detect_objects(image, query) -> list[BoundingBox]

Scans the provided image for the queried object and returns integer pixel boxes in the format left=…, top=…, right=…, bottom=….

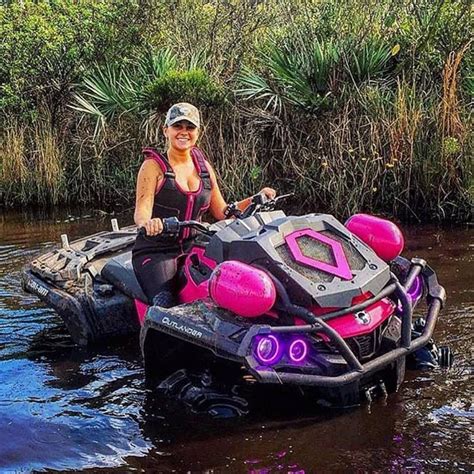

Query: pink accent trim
left=182, top=194, right=194, bottom=240
left=154, top=176, right=165, bottom=195
left=143, top=148, right=168, bottom=195
left=345, top=213, right=404, bottom=262
left=191, top=147, right=207, bottom=173
left=285, top=229, right=352, bottom=280
left=265, top=309, right=279, bottom=319
left=209, top=261, right=276, bottom=317
left=174, top=149, right=204, bottom=195
left=180, top=280, right=209, bottom=304
left=144, top=147, right=203, bottom=195
left=143, top=148, right=167, bottom=174
left=198, top=154, right=214, bottom=190
left=141, top=257, right=152, bottom=266
left=179, top=247, right=217, bottom=303
left=325, top=298, right=395, bottom=338
left=134, top=299, right=149, bottom=326
left=173, top=175, right=203, bottom=195
left=191, top=246, right=217, bottom=269
left=198, top=203, right=210, bottom=217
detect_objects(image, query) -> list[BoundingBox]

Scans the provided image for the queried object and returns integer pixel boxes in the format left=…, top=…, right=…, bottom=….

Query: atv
left=22, top=194, right=449, bottom=404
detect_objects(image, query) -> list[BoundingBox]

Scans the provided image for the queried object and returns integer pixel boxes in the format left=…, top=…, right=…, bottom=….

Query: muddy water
left=0, top=209, right=472, bottom=472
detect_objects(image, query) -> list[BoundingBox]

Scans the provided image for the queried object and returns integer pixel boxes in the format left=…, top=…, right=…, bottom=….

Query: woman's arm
left=207, top=163, right=228, bottom=220
left=235, top=187, right=276, bottom=212
left=134, top=159, right=164, bottom=236
left=206, top=161, right=276, bottom=220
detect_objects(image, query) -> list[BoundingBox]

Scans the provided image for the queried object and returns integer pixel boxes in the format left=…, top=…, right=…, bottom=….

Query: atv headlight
left=407, top=275, right=423, bottom=306
left=253, top=335, right=312, bottom=366
left=288, top=338, right=309, bottom=363
left=254, top=335, right=282, bottom=365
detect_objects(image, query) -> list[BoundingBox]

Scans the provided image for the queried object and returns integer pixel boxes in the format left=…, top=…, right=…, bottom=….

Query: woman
left=132, top=102, right=276, bottom=306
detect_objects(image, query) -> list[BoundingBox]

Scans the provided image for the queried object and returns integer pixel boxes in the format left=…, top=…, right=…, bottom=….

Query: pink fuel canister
left=209, top=261, right=276, bottom=317
left=345, top=213, right=404, bottom=262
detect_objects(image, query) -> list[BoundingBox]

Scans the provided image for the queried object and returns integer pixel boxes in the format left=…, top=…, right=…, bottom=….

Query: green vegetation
left=1, top=0, right=472, bottom=222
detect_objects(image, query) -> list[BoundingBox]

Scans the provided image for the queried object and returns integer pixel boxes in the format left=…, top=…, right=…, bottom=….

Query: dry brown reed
left=436, top=40, right=473, bottom=217
left=387, top=80, right=424, bottom=217
left=0, top=121, right=29, bottom=205
left=0, top=116, right=65, bottom=206
left=390, top=80, right=422, bottom=167
left=201, top=102, right=395, bottom=220
left=33, top=116, right=64, bottom=205
left=440, top=40, right=472, bottom=142
left=1, top=121, right=28, bottom=183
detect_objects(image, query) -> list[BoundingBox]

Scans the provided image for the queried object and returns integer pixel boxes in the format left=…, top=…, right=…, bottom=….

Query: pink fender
left=209, top=261, right=276, bottom=318
left=345, top=213, right=404, bottom=262
left=134, top=299, right=149, bottom=326
left=179, top=247, right=217, bottom=303
left=325, top=298, right=395, bottom=338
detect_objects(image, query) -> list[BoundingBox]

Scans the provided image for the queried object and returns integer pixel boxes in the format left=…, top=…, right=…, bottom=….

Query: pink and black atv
left=22, top=194, right=450, bottom=404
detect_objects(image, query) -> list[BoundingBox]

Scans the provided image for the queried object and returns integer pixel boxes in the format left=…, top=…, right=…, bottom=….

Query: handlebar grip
left=138, top=217, right=180, bottom=237
left=162, top=217, right=180, bottom=235
left=253, top=192, right=267, bottom=205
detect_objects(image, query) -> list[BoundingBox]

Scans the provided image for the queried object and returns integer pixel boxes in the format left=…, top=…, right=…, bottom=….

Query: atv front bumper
left=142, top=259, right=445, bottom=389
left=240, top=259, right=445, bottom=387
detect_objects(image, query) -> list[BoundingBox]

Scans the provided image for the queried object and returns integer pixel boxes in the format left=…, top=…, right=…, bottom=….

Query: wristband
left=224, top=202, right=242, bottom=218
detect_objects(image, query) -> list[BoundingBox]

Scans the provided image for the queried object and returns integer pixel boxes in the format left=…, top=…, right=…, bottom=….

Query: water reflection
left=0, top=209, right=472, bottom=471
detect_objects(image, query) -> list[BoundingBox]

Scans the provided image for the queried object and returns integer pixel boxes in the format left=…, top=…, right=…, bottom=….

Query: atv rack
left=29, top=220, right=137, bottom=282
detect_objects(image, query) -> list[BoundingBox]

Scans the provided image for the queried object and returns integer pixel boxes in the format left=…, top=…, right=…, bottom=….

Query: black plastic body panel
left=22, top=269, right=139, bottom=345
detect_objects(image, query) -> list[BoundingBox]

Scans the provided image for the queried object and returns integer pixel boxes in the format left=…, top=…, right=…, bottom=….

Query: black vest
left=133, top=147, right=212, bottom=255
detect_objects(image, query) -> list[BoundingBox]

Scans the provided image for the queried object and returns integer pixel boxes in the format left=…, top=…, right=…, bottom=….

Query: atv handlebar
left=138, top=217, right=214, bottom=237
left=240, top=192, right=293, bottom=219
left=138, top=192, right=293, bottom=237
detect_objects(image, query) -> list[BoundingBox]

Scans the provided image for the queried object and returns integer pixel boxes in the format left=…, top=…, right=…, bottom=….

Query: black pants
left=132, top=240, right=193, bottom=304
left=132, top=249, right=179, bottom=303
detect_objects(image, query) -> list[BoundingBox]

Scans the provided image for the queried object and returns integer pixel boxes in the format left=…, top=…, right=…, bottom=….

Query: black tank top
left=133, top=147, right=212, bottom=255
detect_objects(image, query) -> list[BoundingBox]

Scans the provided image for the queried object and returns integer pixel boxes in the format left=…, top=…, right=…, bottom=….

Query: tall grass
left=1, top=117, right=64, bottom=205
left=436, top=40, right=473, bottom=218
left=0, top=121, right=29, bottom=204
left=33, top=116, right=64, bottom=205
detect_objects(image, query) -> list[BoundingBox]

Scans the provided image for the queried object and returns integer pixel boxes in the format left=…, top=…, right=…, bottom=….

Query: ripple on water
left=429, top=399, right=474, bottom=424
left=0, top=353, right=149, bottom=471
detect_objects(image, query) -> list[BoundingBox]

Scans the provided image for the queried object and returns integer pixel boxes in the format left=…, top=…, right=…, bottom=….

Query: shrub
left=0, top=0, right=150, bottom=120
left=236, top=36, right=399, bottom=115
left=144, top=69, right=226, bottom=112
left=71, top=50, right=225, bottom=139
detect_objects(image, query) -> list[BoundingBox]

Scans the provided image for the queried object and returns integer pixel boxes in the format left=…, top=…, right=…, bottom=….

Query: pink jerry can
left=345, top=213, right=404, bottom=262
left=209, top=260, right=276, bottom=317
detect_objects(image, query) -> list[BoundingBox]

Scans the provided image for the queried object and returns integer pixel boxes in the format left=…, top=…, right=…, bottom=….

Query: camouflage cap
left=165, top=103, right=200, bottom=128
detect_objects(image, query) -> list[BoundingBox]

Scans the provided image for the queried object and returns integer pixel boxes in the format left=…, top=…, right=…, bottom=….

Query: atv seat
left=101, top=252, right=148, bottom=303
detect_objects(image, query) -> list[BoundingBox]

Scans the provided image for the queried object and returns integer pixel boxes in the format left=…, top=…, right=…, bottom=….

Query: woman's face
left=164, top=120, right=199, bottom=152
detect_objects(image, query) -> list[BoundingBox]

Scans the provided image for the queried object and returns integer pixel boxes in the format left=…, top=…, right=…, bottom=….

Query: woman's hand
left=142, top=218, right=163, bottom=236
left=258, top=187, right=277, bottom=200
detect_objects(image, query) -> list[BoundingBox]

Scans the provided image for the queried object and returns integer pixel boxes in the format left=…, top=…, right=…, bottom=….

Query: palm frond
left=265, top=43, right=313, bottom=107
left=310, top=39, right=340, bottom=92
left=347, top=40, right=393, bottom=81
left=137, top=48, right=177, bottom=82
left=188, top=49, right=210, bottom=71
left=236, top=66, right=283, bottom=113
left=265, top=39, right=333, bottom=111
left=70, top=62, right=141, bottom=135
